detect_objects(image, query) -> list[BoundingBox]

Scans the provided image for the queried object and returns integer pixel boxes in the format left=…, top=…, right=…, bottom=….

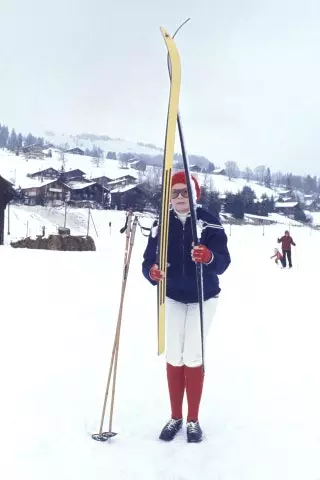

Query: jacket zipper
left=182, top=221, right=186, bottom=277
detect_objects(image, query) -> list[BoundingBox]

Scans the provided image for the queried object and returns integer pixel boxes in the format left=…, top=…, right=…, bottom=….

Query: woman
left=142, top=171, right=231, bottom=443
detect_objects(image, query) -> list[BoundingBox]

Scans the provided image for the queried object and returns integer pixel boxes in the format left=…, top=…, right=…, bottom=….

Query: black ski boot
left=159, top=418, right=183, bottom=441
left=186, top=421, right=203, bottom=443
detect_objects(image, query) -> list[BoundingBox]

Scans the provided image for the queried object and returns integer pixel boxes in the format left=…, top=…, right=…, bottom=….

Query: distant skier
left=277, top=230, right=296, bottom=268
left=270, top=248, right=284, bottom=267
left=142, top=171, right=231, bottom=443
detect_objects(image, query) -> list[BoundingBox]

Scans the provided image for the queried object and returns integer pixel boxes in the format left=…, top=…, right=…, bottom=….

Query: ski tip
left=160, top=27, right=171, bottom=39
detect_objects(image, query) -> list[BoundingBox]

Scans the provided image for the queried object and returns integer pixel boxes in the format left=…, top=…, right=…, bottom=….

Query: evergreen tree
left=241, top=186, right=256, bottom=214
left=265, top=167, right=271, bottom=188
left=17, top=133, right=23, bottom=149
left=286, top=173, right=292, bottom=189
left=25, top=133, right=36, bottom=147
left=0, top=125, right=9, bottom=147
left=8, top=129, right=18, bottom=151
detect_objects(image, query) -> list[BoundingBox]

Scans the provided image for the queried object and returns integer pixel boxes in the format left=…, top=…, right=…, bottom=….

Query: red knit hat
left=171, top=171, right=201, bottom=200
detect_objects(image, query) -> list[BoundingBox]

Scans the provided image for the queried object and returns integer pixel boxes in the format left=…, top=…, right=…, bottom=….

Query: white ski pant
left=165, top=296, right=218, bottom=368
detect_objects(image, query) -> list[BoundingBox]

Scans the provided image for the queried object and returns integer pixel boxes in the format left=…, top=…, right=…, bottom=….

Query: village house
left=0, top=175, right=16, bottom=245
left=129, top=159, right=147, bottom=172
left=189, top=165, right=202, bottom=173
left=109, top=184, right=149, bottom=211
left=303, top=194, right=320, bottom=211
left=276, top=190, right=294, bottom=202
left=274, top=201, right=299, bottom=218
left=106, top=175, right=137, bottom=189
left=66, top=180, right=106, bottom=207
left=212, top=168, right=226, bottom=176
left=66, top=147, right=84, bottom=156
left=92, top=175, right=113, bottom=189
left=28, top=167, right=60, bottom=180
left=22, top=144, right=45, bottom=160
left=20, top=178, right=67, bottom=206
left=60, top=169, right=86, bottom=182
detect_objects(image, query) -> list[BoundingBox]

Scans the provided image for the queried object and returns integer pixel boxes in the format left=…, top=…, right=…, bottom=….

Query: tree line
left=224, top=160, right=320, bottom=195
left=0, top=123, right=45, bottom=152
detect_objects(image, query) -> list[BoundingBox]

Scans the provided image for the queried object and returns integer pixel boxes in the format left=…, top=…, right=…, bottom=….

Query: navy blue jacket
left=142, top=207, right=231, bottom=304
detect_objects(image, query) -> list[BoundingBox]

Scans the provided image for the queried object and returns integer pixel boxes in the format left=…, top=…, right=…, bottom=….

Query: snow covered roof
left=66, top=181, right=97, bottom=190
left=244, top=213, right=277, bottom=222
left=305, top=199, right=314, bottom=206
left=275, top=202, right=298, bottom=208
left=19, top=178, right=57, bottom=189
left=110, top=184, right=140, bottom=194
left=278, top=189, right=291, bottom=194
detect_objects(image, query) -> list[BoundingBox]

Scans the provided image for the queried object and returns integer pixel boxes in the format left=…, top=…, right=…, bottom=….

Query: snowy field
left=1, top=206, right=320, bottom=480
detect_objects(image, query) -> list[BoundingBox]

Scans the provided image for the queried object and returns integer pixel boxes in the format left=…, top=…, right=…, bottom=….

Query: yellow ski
left=157, top=27, right=182, bottom=355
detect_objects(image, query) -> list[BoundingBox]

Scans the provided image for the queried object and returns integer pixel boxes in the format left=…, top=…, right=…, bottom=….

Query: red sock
left=166, top=363, right=185, bottom=419
left=185, top=365, right=204, bottom=422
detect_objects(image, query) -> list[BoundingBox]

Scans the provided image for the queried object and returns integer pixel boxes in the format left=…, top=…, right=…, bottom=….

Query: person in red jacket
left=270, top=248, right=284, bottom=267
left=277, top=230, right=296, bottom=268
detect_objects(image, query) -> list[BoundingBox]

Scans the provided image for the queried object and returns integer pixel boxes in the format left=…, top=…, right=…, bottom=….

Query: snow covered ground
left=1, top=206, right=320, bottom=480
left=43, top=130, right=164, bottom=156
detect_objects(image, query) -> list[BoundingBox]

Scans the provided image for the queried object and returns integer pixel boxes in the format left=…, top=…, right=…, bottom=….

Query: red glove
left=191, top=244, right=213, bottom=264
left=149, top=264, right=164, bottom=282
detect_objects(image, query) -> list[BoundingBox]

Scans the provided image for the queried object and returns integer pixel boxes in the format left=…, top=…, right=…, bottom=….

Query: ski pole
left=92, top=212, right=137, bottom=442
left=107, top=216, right=138, bottom=434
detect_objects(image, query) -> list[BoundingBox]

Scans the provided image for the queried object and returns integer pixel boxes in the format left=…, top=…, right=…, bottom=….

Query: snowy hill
left=0, top=149, right=140, bottom=189
left=43, top=130, right=164, bottom=156
left=0, top=148, right=281, bottom=201
left=193, top=172, right=276, bottom=198
left=1, top=206, right=320, bottom=479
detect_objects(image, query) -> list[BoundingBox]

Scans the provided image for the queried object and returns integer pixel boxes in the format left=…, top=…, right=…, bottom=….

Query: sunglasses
left=171, top=188, right=189, bottom=199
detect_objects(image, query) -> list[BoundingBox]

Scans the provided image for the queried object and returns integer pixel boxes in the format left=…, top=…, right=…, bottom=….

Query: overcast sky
left=0, top=0, right=319, bottom=175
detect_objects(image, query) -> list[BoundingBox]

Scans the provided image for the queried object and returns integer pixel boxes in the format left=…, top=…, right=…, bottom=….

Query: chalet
left=244, top=213, right=277, bottom=226
left=303, top=194, right=320, bottom=211
left=130, top=160, right=147, bottom=172
left=92, top=175, right=113, bottom=188
left=66, top=180, right=105, bottom=206
left=20, top=179, right=67, bottom=206
left=109, top=184, right=149, bottom=210
left=0, top=175, right=16, bottom=245
left=106, top=175, right=137, bottom=190
left=60, top=169, right=86, bottom=182
left=190, top=165, right=202, bottom=173
left=276, top=190, right=294, bottom=202
left=22, top=144, right=45, bottom=160
left=274, top=201, right=299, bottom=217
left=66, top=147, right=84, bottom=155
left=213, top=168, right=226, bottom=176
left=28, top=167, right=60, bottom=180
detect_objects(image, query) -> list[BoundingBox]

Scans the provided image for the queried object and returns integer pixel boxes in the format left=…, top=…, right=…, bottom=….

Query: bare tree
left=271, top=171, right=283, bottom=187
left=145, top=165, right=162, bottom=188
left=254, top=165, right=267, bottom=183
left=59, top=151, right=67, bottom=171
left=225, top=161, right=239, bottom=180
left=245, top=166, right=253, bottom=182
left=91, top=152, right=105, bottom=168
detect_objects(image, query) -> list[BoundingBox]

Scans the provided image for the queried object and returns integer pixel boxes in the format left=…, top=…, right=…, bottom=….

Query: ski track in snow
left=1, top=206, right=320, bottom=480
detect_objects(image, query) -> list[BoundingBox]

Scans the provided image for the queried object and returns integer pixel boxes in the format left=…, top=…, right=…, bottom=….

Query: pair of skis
left=157, top=21, right=205, bottom=370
